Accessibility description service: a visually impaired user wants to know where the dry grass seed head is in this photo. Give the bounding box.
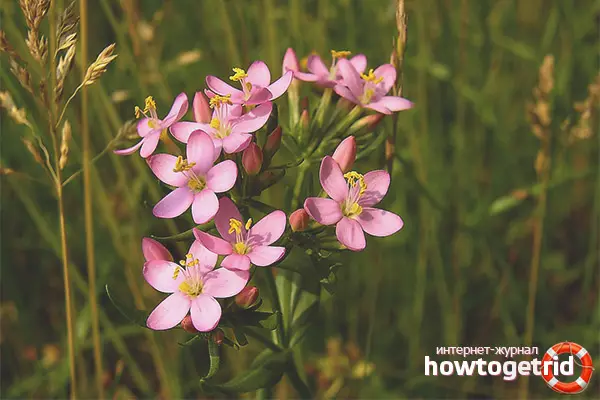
[83,44,118,86]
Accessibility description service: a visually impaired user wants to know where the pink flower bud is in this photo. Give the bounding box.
[142,237,173,262]
[193,91,211,123]
[301,96,309,111]
[181,315,199,333]
[242,143,263,175]
[282,48,299,74]
[350,113,385,134]
[212,328,225,345]
[289,209,310,232]
[263,126,281,157]
[300,109,310,129]
[332,136,357,173]
[235,286,259,309]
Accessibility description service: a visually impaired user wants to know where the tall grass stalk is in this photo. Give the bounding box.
[388,0,407,173]
[49,1,77,397]
[80,0,104,396]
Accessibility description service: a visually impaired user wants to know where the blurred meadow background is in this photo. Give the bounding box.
[1,0,599,398]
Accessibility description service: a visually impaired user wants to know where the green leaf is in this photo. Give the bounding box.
[290,302,319,347]
[266,103,279,136]
[233,327,249,347]
[201,339,221,381]
[207,350,289,393]
[356,132,388,162]
[105,284,148,328]
[220,310,280,331]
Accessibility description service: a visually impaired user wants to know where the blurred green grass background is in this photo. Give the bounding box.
[1,0,599,398]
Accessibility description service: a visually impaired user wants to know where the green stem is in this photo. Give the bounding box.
[315,88,332,126]
[286,360,312,399]
[264,269,286,346]
[292,162,310,209]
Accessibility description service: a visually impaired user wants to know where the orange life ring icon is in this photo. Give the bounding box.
[541,342,594,394]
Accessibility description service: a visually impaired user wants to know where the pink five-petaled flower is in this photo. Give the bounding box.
[148,130,237,224]
[303,156,404,251]
[206,61,292,105]
[144,238,249,331]
[194,197,286,271]
[114,93,188,158]
[288,49,368,88]
[170,96,272,155]
[334,59,413,115]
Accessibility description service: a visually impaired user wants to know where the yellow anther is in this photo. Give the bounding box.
[245,218,253,230]
[230,67,248,81]
[209,94,232,108]
[228,218,243,235]
[173,156,196,173]
[360,69,384,84]
[144,96,157,112]
[134,106,142,119]
[173,268,181,279]
[179,260,186,266]
[331,50,352,59]
[210,118,220,129]
[245,82,253,92]
[344,171,367,195]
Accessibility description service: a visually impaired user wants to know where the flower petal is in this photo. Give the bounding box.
[335,217,366,251]
[247,61,271,87]
[214,197,244,241]
[162,92,189,126]
[248,210,286,246]
[113,139,144,155]
[206,160,237,192]
[304,197,343,225]
[170,121,204,143]
[333,84,360,104]
[153,186,194,219]
[222,133,252,154]
[307,54,329,76]
[349,54,367,74]
[247,245,285,267]
[192,189,219,224]
[293,71,319,82]
[206,76,243,97]
[137,118,154,137]
[147,154,188,187]
[202,268,250,298]
[368,96,413,113]
[146,292,190,330]
[140,132,161,158]
[356,208,404,237]
[320,156,349,202]
[221,254,251,271]
[143,260,183,293]
[246,87,272,105]
[193,91,212,123]
[336,59,363,99]
[231,102,272,134]
[188,239,218,273]
[359,170,390,207]
[266,71,293,100]
[373,64,396,95]
[142,237,173,262]
[194,229,233,255]
[364,101,392,115]
[190,294,221,332]
[186,130,215,173]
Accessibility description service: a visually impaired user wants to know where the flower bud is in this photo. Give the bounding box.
[212,328,224,345]
[235,286,259,309]
[348,113,385,136]
[181,315,199,333]
[289,209,310,232]
[193,91,211,123]
[263,126,281,158]
[336,97,354,112]
[300,109,310,129]
[301,96,309,111]
[282,48,299,74]
[332,136,357,173]
[242,142,263,175]
[142,237,173,262]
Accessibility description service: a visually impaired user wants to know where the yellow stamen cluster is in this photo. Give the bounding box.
[234,242,249,255]
[331,50,352,59]
[344,171,367,196]
[360,69,383,84]
[230,67,248,81]
[173,156,196,173]
[346,202,363,217]
[173,253,199,279]
[210,118,220,129]
[229,218,243,234]
[134,95,157,118]
[209,94,232,108]
[179,280,203,297]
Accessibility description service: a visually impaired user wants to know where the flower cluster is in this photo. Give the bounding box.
[114,49,411,334]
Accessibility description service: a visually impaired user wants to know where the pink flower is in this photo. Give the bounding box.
[206,61,292,105]
[148,131,237,224]
[333,59,413,115]
[170,98,272,155]
[114,93,188,158]
[194,197,286,271]
[144,238,249,331]
[303,156,404,251]
[291,50,368,88]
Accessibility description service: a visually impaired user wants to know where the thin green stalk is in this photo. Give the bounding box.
[264,269,285,346]
[285,360,312,398]
[49,1,77,397]
[292,162,309,209]
[80,0,104,397]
